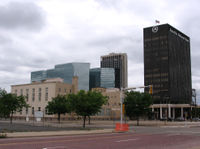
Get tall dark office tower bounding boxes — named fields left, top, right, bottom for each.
left=144, top=24, right=192, bottom=104
left=101, top=53, right=128, bottom=89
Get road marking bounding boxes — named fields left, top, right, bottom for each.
left=166, top=131, right=200, bottom=134
left=182, top=131, right=200, bottom=134
left=166, top=134, right=181, bottom=136
left=43, top=146, right=67, bottom=149
left=116, top=138, right=139, bottom=142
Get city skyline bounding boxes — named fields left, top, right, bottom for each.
left=0, top=0, right=199, bottom=103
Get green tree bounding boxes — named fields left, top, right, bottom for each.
left=68, top=90, right=108, bottom=128
left=191, top=108, right=200, bottom=119
left=0, top=88, right=8, bottom=118
left=0, top=88, right=7, bottom=97
left=124, top=91, right=153, bottom=126
left=0, top=90, right=29, bottom=124
left=46, top=95, right=71, bottom=123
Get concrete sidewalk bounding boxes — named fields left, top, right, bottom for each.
left=6, top=129, right=114, bottom=138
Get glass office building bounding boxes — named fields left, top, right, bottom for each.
left=101, top=53, right=128, bottom=89
left=31, top=63, right=90, bottom=91
left=31, top=70, right=47, bottom=82
left=89, top=68, right=115, bottom=90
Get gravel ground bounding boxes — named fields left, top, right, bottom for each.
left=0, top=121, right=103, bottom=132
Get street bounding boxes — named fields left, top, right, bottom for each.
left=1, top=126, right=200, bottom=149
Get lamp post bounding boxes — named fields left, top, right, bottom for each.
left=192, top=89, right=197, bottom=119
left=120, top=88, right=124, bottom=125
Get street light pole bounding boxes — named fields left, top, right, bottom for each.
left=192, top=89, right=197, bottom=119
left=120, top=88, right=123, bottom=125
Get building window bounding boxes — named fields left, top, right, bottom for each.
left=59, top=88, right=61, bottom=92
left=32, top=107, right=34, bottom=115
left=26, top=107, right=28, bottom=115
left=70, top=89, right=72, bottom=93
left=45, top=87, right=48, bottom=101
left=64, top=88, right=67, bottom=93
left=45, top=107, right=48, bottom=114
left=32, top=88, right=35, bottom=102
left=38, top=88, right=41, bottom=101
left=15, top=89, right=17, bottom=94
left=26, top=89, right=29, bottom=102
left=20, top=89, right=23, bottom=95
left=38, top=107, right=41, bottom=111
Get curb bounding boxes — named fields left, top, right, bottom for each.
left=6, top=129, right=114, bottom=138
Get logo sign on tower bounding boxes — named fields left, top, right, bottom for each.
left=152, top=26, right=158, bottom=33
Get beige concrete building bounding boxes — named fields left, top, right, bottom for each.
left=92, top=87, right=121, bottom=120
left=11, top=77, right=78, bottom=119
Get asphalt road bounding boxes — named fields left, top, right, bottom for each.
left=1, top=126, right=200, bottom=149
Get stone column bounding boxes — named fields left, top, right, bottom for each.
left=181, top=107, right=184, bottom=118
left=160, top=106, right=163, bottom=119
left=152, top=107, right=154, bottom=112
left=173, top=108, right=175, bottom=119
left=168, top=104, right=171, bottom=118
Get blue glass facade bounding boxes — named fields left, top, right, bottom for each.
left=31, top=70, right=47, bottom=82
left=31, top=63, right=90, bottom=91
left=89, top=68, right=115, bottom=89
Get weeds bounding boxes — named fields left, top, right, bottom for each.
left=0, top=133, right=7, bottom=138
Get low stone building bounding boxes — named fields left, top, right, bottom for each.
left=11, top=78, right=123, bottom=121
left=11, top=77, right=78, bottom=120
left=92, top=87, right=121, bottom=120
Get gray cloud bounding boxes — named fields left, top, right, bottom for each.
left=0, top=2, right=45, bottom=31
left=0, top=35, right=12, bottom=44
left=0, top=0, right=199, bottom=95
left=192, top=55, right=200, bottom=73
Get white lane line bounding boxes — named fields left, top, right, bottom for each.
left=166, top=133, right=181, bottom=136
left=166, top=131, right=200, bottom=134
left=43, top=146, right=67, bottom=149
left=182, top=131, right=200, bottom=134
left=116, top=138, right=139, bottom=143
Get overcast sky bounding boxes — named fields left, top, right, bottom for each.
left=0, top=0, right=199, bottom=103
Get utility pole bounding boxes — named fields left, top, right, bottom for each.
left=192, top=89, right=197, bottom=119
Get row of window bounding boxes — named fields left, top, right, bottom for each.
left=106, top=102, right=121, bottom=106
left=145, top=77, right=169, bottom=83
left=145, top=73, right=168, bottom=78
left=15, top=87, right=72, bottom=102
left=14, top=88, right=49, bottom=102
left=19, top=107, right=48, bottom=115
left=58, top=88, right=72, bottom=93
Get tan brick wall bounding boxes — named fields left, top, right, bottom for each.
left=11, top=80, right=76, bottom=118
